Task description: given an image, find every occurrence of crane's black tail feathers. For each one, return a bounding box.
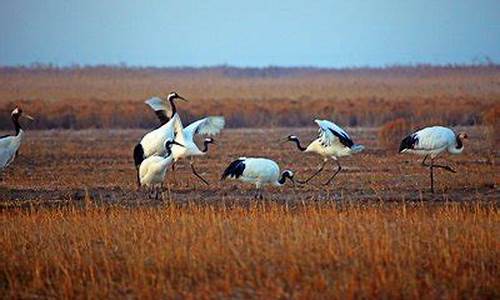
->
[133,144,145,187]
[221,159,245,181]
[399,134,418,153]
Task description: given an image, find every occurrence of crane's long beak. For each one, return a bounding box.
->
[172,140,185,147]
[279,138,290,145]
[177,95,188,102]
[22,114,34,121]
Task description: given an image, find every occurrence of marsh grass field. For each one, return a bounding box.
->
[0,127,498,298]
[0,66,498,298]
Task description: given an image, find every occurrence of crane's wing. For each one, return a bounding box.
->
[169,113,185,143]
[0,135,13,149]
[412,127,452,151]
[0,148,15,170]
[145,97,171,125]
[184,116,225,138]
[314,119,353,147]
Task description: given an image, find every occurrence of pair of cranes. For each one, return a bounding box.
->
[0,98,468,197]
[133,92,225,198]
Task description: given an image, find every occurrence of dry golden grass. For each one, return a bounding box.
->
[0,202,498,299]
[0,127,497,298]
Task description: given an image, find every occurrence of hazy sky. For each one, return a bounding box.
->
[1,0,499,67]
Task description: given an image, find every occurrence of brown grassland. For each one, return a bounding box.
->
[0,65,499,128]
[0,66,498,299]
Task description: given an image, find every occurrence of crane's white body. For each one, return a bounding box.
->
[305,119,364,158]
[287,119,364,185]
[0,130,24,171]
[139,155,175,188]
[222,157,292,189]
[400,126,464,158]
[171,116,225,161]
[139,114,183,158]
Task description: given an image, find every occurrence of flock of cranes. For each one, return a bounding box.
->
[0,92,469,198]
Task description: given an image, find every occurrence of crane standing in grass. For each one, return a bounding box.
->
[399,126,468,193]
[221,157,295,199]
[286,119,364,185]
[139,140,184,199]
[0,107,34,178]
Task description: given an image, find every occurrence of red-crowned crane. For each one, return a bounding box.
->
[399,126,468,193]
[133,92,186,188]
[221,157,294,199]
[286,119,364,185]
[171,116,225,185]
[139,140,184,199]
[0,107,34,176]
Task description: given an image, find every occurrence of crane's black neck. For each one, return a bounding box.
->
[12,114,21,135]
[163,145,174,158]
[202,140,213,153]
[168,97,177,118]
[278,172,291,185]
[290,138,307,151]
[455,135,463,149]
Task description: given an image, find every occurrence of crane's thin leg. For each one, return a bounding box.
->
[190,162,210,185]
[431,161,456,173]
[160,183,165,201]
[155,186,161,200]
[421,155,429,167]
[323,159,342,185]
[135,168,141,191]
[430,159,435,193]
[422,155,455,173]
[297,160,327,184]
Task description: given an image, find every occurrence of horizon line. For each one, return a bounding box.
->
[1,61,498,70]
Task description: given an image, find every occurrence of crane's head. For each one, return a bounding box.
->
[282,170,295,184]
[458,132,468,140]
[11,106,34,121]
[166,92,188,102]
[281,135,298,144]
[204,137,215,145]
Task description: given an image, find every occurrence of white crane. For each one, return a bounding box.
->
[171,116,225,185]
[133,92,186,188]
[399,126,468,193]
[0,107,34,176]
[221,157,294,199]
[285,119,364,185]
[139,140,184,199]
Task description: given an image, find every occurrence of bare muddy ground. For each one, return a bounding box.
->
[0,127,497,209]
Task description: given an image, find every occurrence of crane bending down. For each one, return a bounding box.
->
[399,126,467,193]
[221,157,294,199]
[139,140,184,199]
[286,119,364,185]
[0,107,34,177]
[133,92,186,188]
[171,116,225,185]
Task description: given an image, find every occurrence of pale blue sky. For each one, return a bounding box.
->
[1,0,499,67]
